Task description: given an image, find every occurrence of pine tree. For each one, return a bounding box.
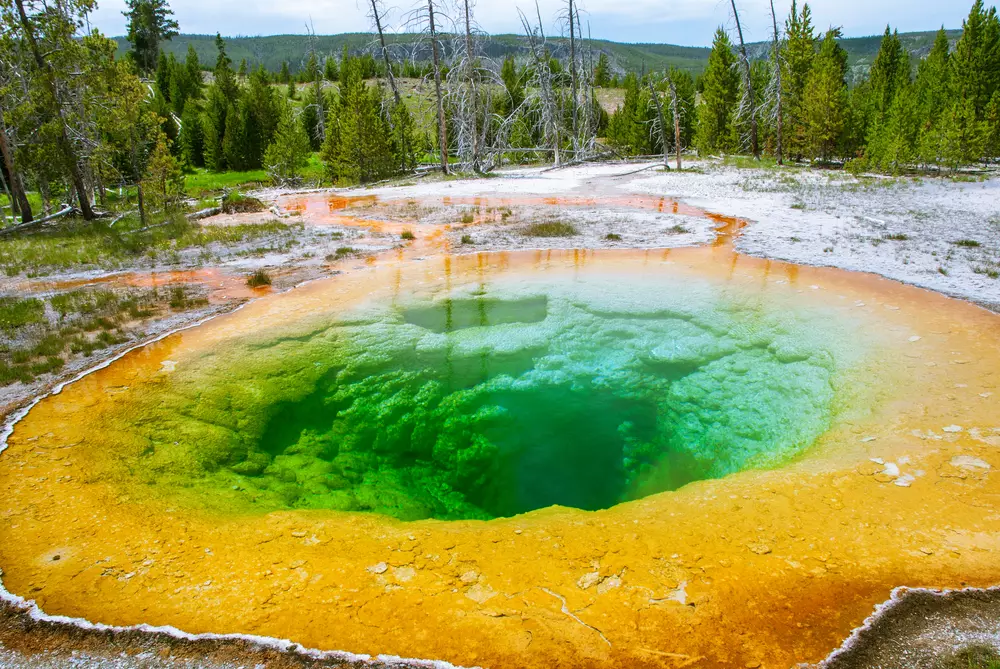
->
[324,56,339,82]
[180,103,204,167]
[501,56,525,115]
[156,52,172,102]
[123,0,179,73]
[940,96,990,169]
[803,29,848,161]
[986,90,1000,159]
[594,53,611,87]
[607,73,655,155]
[185,45,203,100]
[951,0,1000,119]
[321,52,397,183]
[783,0,816,160]
[280,62,291,85]
[861,27,910,139]
[695,28,739,154]
[143,132,184,211]
[263,104,311,185]
[915,28,952,166]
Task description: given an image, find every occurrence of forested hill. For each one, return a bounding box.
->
[113,28,962,79]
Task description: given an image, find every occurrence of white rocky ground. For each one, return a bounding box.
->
[314,159,1000,308]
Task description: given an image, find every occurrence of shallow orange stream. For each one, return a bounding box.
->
[1,203,999,669]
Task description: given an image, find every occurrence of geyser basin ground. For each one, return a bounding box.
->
[2,248,999,669]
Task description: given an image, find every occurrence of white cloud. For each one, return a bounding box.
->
[87,0,995,46]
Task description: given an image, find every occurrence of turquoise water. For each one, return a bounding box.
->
[116,272,864,521]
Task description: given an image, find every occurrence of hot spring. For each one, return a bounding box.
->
[3,248,999,669]
[77,254,866,521]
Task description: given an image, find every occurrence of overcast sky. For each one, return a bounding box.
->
[85,0,996,46]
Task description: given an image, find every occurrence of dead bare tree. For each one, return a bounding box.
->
[768,0,784,165]
[427,0,449,173]
[668,77,682,170]
[458,0,482,171]
[518,3,562,166]
[729,0,760,160]
[305,22,326,146]
[566,0,578,142]
[647,80,671,170]
[369,0,402,105]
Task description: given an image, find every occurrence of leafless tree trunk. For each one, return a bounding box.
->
[669,78,682,170]
[369,0,401,105]
[567,0,578,146]
[0,167,12,226]
[520,3,561,166]
[427,0,449,174]
[306,23,326,145]
[462,0,481,172]
[14,0,96,219]
[769,0,784,165]
[647,80,670,170]
[0,120,32,223]
[729,0,759,160]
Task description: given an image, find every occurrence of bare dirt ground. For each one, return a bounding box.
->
[2,158,999,668]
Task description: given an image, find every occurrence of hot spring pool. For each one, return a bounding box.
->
[3,248,999,669]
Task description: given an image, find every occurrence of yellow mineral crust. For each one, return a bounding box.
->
[1,248,999,669]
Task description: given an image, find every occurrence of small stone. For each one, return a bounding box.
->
[908,336,921,343]
[861,436,877,443]
[577,572,601,590]
[460,570,479,583]
[870,457,885,465]
[291,531,306,538]
[465,583,497,604]
[367,562,388,575]
[942,425,963,433]
[882,462,900,477]
[951,456,990,471]
[748,543,772,555]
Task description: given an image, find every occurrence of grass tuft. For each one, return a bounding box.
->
[883,233,910,241]
[401,230,416,240]
[246,269,273,288]
[521,221,578,237]
[952,239,982,248]
[221,192,266,214]
[460,234,474,245]
[605,233,622,241]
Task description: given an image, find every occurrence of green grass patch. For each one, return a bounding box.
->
[605,233,622,241]
[521,221,578,237]
[0,215,291,277]
[0,297,46,333]
[401,230,416,240]
[939,645,1000,669]
[185,169,269,198]
[883,233,909,241]
[461,234,474,244]
[246,269,273,288]
[952,239,982,248]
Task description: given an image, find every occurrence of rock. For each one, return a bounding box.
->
[465,583,497,604]
[577,572,601,590]
[908,336,921,343]
[748,543,772,555]
[367,562,388,574]
[951,456,990,471]
[942,425,963,433]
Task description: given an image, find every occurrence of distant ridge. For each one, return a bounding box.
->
[115,28,962,80]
